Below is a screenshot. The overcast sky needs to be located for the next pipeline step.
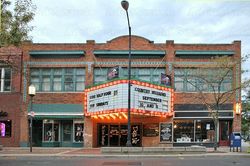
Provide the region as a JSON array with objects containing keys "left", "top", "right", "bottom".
[{"left": 30, "top": 0, "right": 250, "bottom": 79}]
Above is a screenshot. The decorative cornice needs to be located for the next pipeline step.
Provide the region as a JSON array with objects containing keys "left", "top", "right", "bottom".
[
  {"left": 29, "top": 50, "right": 85, "bottom": 58},
  {"left": 27, "top": 61, "right": 92, "bottom": 65}
]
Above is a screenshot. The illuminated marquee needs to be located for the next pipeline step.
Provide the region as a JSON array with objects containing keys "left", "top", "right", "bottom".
[{"left": 84, "top": 80, "right": 174, "bottom": 117}]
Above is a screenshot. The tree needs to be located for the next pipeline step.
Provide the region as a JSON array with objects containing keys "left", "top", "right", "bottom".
[
  {"left": 178, "top": 55, "right": 250, "bottom": 151},
  {"left": 242, "top": 90, "right": 250, "bottom": 139},
  {"left": 0, "top": 0, "right": 36, "bottom": 47}
]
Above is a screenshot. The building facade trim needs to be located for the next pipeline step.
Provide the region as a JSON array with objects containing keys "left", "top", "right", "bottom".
[{"left": 175, "top": 50, "right": 235, "bottom": 55}]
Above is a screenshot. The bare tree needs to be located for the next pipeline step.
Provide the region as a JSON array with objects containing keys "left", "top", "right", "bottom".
[{"left": 177, "top": 55, "right": 249, "bottom": 151}]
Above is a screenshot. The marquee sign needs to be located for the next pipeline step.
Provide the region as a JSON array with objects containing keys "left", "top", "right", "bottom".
[{"left": 84, "top": 80, "right": 174, "bottom": 118}]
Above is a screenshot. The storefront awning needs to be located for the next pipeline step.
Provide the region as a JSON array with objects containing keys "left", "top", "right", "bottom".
[
  {"left": 93, "top": 50, "right": 166, "bottom": 58},
  {"left": 29, "top": 50, "right": 85, "bottom": 58},
  {"left": 28, "top": 104, "right": 84, "bottom": 119}
]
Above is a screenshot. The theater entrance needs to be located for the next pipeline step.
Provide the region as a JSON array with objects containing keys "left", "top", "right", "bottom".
[{"left": 97, "top": 124, "right": 141, "bottom": 147}]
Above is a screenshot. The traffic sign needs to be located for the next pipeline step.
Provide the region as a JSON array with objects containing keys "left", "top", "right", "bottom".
[{"left": 30, "top": 111, "right": 35, "bottom": 117}]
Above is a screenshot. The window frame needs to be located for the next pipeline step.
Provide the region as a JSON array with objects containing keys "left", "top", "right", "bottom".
[
  {"left": 30, "top": 68, "right": 86, "bottom": 92},
  {"left": 174, "top": 68, "right": 233, "bottom": 92},
  {"left": 93, "top": 67, "right": 165, "bottom": 85},
  {"left": 0, "top": 67, "right": 12, "bottom": 92}
]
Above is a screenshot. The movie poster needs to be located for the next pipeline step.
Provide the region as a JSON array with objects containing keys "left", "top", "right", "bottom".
[{"left": 160, "top": 123, "right": 172, "bottom": 142}]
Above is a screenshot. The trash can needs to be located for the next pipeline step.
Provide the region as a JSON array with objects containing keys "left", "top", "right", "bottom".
[{"left": 230, "top": 132, "right": 242, "bottom": 152}]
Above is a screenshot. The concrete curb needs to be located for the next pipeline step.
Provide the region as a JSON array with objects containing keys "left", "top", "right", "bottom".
[
  {"left": 101, "top": 146, "right": 206, "bottom": 154},
  {"left": 1, "top": 153, "right": 250, "bottom": 158}
]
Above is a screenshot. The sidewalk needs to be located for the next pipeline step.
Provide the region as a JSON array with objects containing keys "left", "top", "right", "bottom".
[
  {"left": 0, "top": 146, "right": 249, "bottom": 157},
  {"left": 0, "top": 147, "right": 101, "bottom": 156}
]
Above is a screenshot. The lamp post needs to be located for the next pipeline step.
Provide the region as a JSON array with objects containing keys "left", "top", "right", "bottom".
[
  {"left": 121, "top": 0, "right": 132, "bottom": 147},
  {"left": 28, "top": 84, "right": 36, "bottom": 152}
]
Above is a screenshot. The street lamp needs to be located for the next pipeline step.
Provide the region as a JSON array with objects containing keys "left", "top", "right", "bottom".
[
  {"left": 121, "top": 0, "right": 132, "bottom": 147},
  {"left": 28, "top": 84, "right": 36, "bottom": 152}
]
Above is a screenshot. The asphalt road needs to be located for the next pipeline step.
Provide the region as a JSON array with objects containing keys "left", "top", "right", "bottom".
[{"left": 0, "top": 156, "right": 250, "bottom": 166}]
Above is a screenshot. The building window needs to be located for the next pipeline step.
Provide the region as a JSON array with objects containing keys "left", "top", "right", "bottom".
[
  {"left": 93, "top": 68, "right": 109, "bottom": 84},
  {"left": 0, "top": 120, "right": 11, "bottom": 137},
  {"left": 174, "top": 68, "right": 232, "bottom": 92},
  {"left": 74, "top": 121, "right": 84, "bottom": 142},
  {"left": 174, "top": 120, "right": 194, "bottom": 143},
  {"left": 43, "top": 120, "right": 59, "bottom": 142},
  {"left": 195, "top": 120, "right": 215, "bottom": 143},
  {"left": 30, "top": 68, "right": 85, "bottom": 92},
  {"left": 41, "top": 69, "right": 51, "bottom": 91},
  {"left": 76, "top": 69, "right": 85, "bottom": 91},
  {"left": 64, "top": 68, "right": 74, "bottom": 91},
  {"left": 93, "top": 67, "right": 165, "bottom": 85},
  {"left": 30, "top": 69, "right": 40, "bottom": 91},
  {"left": 53, "top": 69, "right": 62, "bottom": 91},
  {"left": 0, "top": 67, "right": 11, "bottom": 92},
  {"left": 173, "top": 120, "right": 215, "bottom": 143}
]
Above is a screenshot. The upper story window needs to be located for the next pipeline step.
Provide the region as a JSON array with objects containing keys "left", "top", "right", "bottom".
[
  {"left": 0, "top": 67, "right": 11, "bottom": 92},
  {"left": 94, "top": 67, "right": 165, "bottom": 85},
  {"left": 30, "top": 68, "right": 85, "bottom": 92},
  {"left": 174, "top": 68, "right": 232, "bottom": 92}
]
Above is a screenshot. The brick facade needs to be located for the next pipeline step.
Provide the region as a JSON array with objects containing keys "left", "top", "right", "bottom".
[
  {"left": 1, "top": 35, "right": 241, "bottom": 147},
  {"left": 0, "top": 46, "right": 22, "bottom": 147}
]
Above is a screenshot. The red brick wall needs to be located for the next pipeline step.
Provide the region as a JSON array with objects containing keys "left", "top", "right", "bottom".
[{"left": 0, "top": 47, "right": 22, "bottom": 147}]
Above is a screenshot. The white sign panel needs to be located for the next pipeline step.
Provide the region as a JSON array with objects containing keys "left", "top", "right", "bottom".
[
  {"left": 87, "top": 83, "right": 128, "bottom": 114},
  {"left": 86, "top": 82, "right": 172, "bottom": 115},
  {"left": 131, "top": 84, "right": 171, "bottom": 113}
]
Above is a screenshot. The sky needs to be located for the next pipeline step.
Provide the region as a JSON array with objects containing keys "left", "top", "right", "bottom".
[{"left": 29, "top": 0, "right": 250, "bottom": 80}]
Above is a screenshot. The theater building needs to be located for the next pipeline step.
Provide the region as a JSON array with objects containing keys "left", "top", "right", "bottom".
[
  {"left": 19, "top": 35, "right": 241, "bottom": 147},
  {"left": 0, "top": 47, "right": 22, "bottom": 147}
]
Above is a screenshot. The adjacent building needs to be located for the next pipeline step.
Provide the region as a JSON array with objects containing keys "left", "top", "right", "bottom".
[
  {"left": 0, "top": 35, "right": 241, "bottom": 147},
  {"left": 0, "top": 47, "right": 22, "bottom": 147}
]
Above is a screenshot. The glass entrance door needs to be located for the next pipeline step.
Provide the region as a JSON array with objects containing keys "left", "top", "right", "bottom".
[
  {"left": 97, "top": 124, "right": 141, "bottom": 147},
  {"left": 219, "top": 121, "right": 232, "bottom": 146},
  {"left": 120, "top": 125, "right": 128, "bottom": 146},
  {"left": 109, "top": 125, "right": 119, "bottom": 146},
  {"left": 61, "top": 120, "right": 72, "bottom": 147}
]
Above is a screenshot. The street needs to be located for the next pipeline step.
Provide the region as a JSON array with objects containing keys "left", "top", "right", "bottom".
[{"left": 0, "top": 156, "right": 250, "bottom": 166}]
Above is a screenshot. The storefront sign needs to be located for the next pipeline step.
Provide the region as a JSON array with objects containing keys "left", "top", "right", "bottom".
[
  {"left": 143, "top": 123, "right": 159, "bottom": 137},
  {"left": 160, "top": 123, "right": 172, "bottom": 142},
  {"left": 84, "top": 80, "right": 173, "bottom": 117}
]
